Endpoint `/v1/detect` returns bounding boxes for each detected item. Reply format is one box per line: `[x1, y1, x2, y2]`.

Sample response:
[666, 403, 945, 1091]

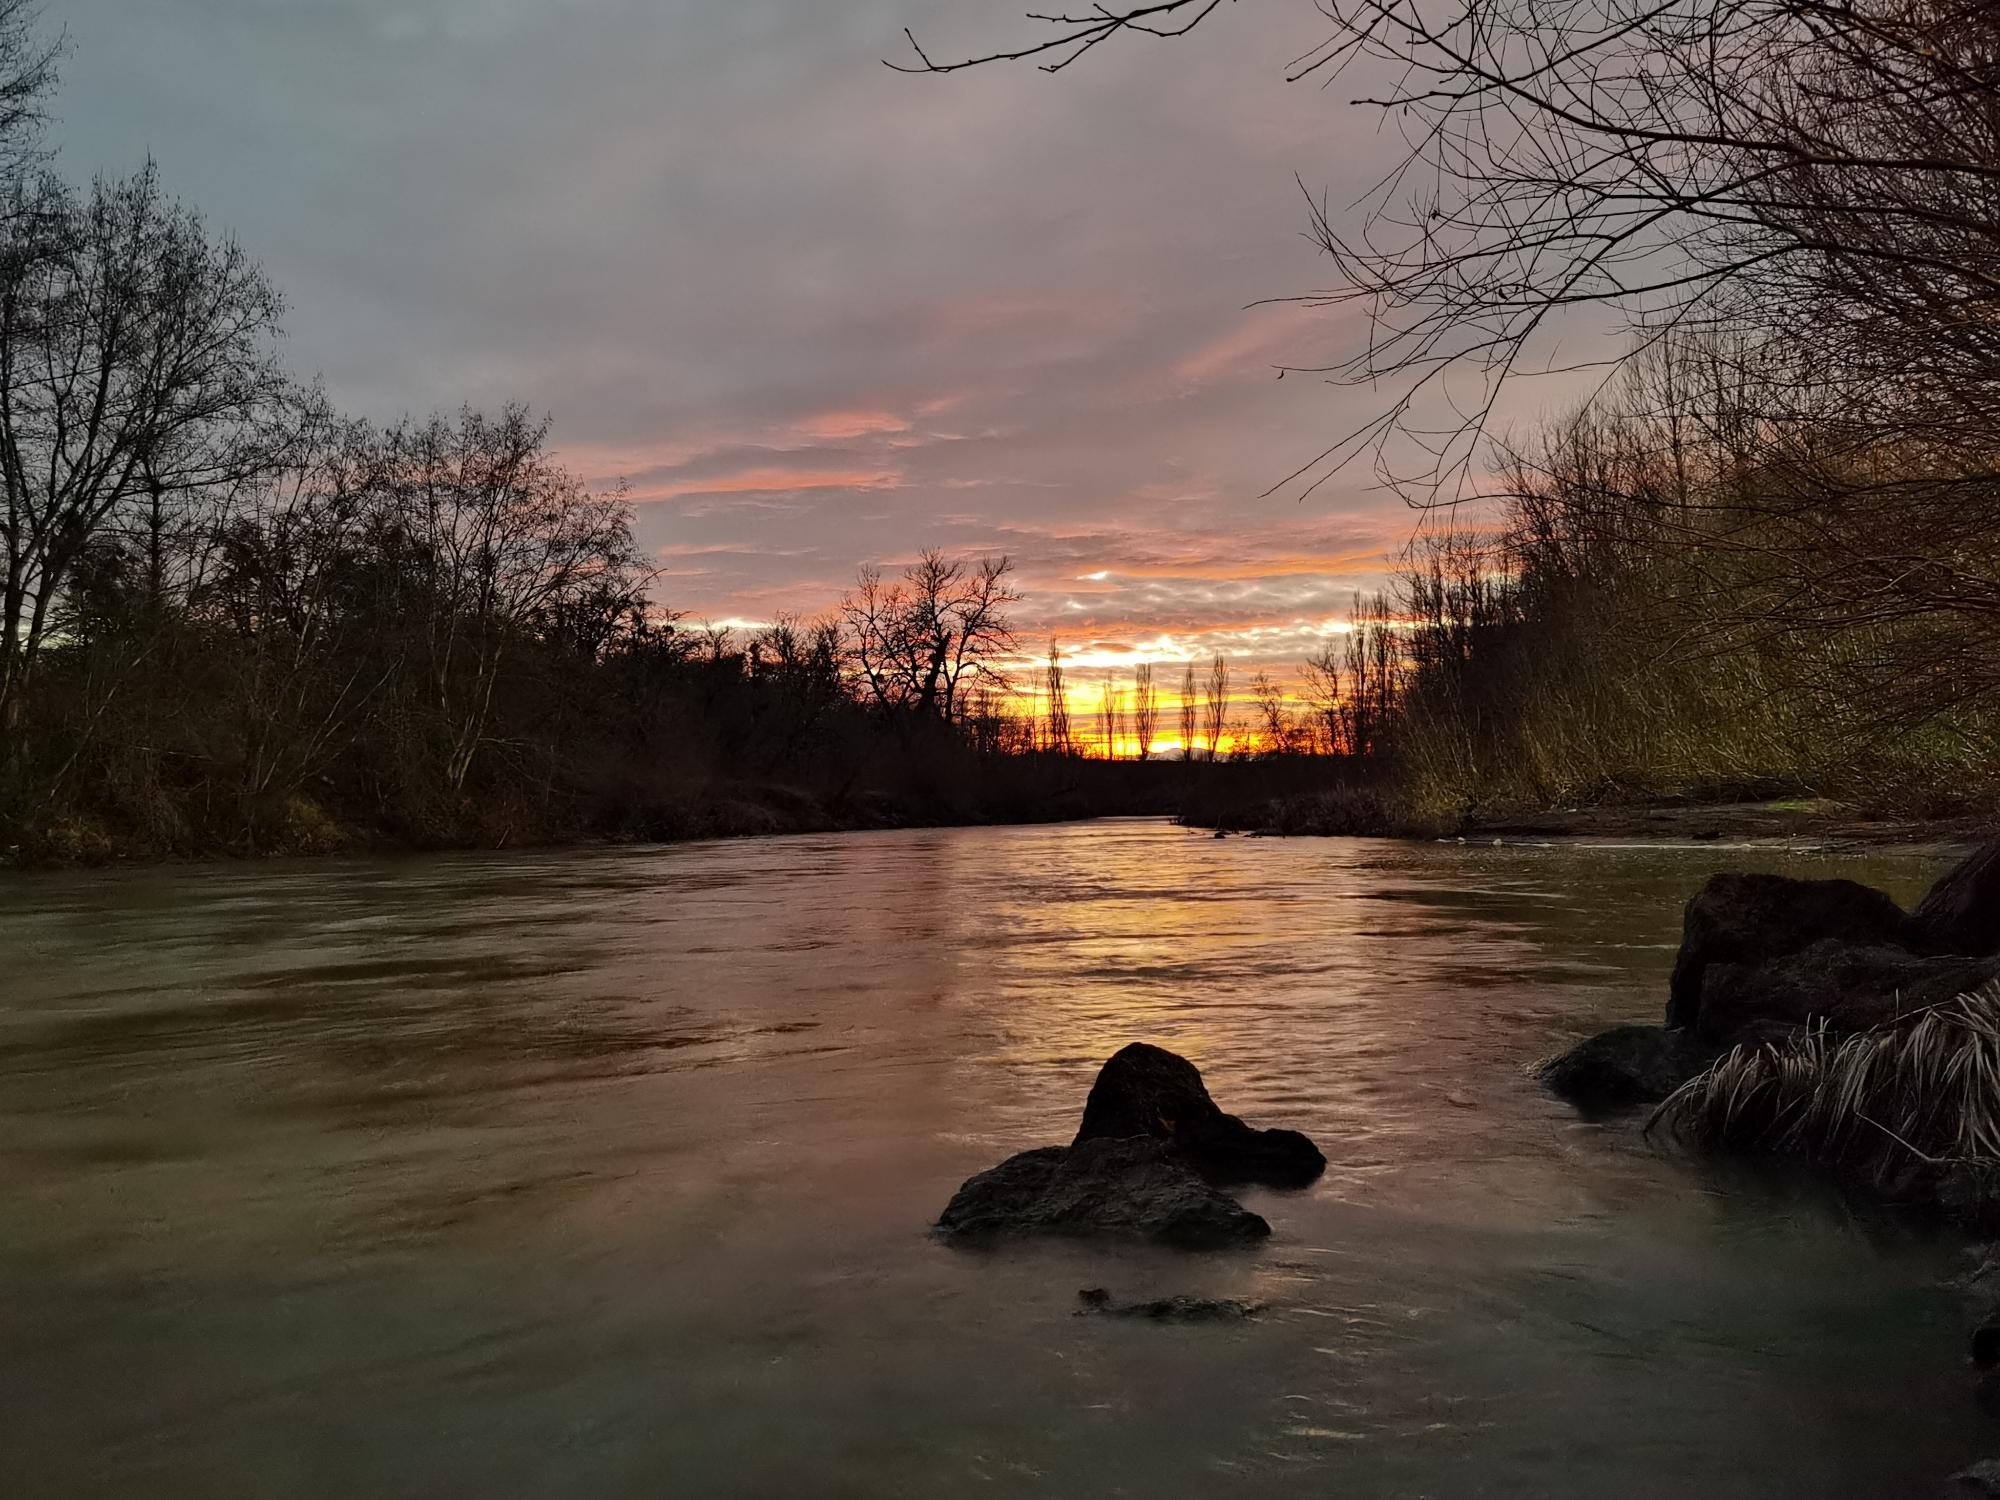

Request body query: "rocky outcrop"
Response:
[1666, 872, 1909, 1031]
[1694, 941, 2000, 1044]
[935, 1136, 1271, 1249]
[1539, 1024, 1715, 1109]
[936, 1044, 1323, 1249]
[1910, 840, 2000, 958]
[1547, 847, 2000, 1114]
[1074, 1042, 1326, 1187]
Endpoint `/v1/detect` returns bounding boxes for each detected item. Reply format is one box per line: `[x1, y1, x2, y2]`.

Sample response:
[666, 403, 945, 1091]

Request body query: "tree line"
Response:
[0, 19, 1081, 858]
[0, 14, 1349, 861]
[902, 0, 2000, 826]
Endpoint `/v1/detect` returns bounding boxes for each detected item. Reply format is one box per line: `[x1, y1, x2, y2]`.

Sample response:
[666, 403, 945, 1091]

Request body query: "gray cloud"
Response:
[51, 0, 1590, 686]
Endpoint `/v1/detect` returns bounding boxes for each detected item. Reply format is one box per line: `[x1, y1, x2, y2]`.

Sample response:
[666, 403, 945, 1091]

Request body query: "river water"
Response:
[2, 821, 1992, 1496]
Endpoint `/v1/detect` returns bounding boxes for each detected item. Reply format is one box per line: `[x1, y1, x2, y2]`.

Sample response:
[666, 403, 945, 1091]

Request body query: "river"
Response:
[1, 821, 1991, 1496]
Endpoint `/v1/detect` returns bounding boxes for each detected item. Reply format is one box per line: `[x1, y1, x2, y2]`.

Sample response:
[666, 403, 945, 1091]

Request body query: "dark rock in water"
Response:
[937, 1044, 1321, 1248]
[1910, 841, 2000, 957]
[1945, 1460, 2000, 1498]
[1075, 1287, 1258, 1321]
[1074, 1042, 1326, 1187]
[1695, 940, 2000, 1045]
[1539, 1025, 1714, 1109]
[935, 1136, 1270, 1249]
[1667, 873, 1909, 1031]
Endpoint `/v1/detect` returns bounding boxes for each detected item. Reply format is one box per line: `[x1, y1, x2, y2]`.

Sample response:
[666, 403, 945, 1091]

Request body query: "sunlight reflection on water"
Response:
[0, 822, 1990, 1497]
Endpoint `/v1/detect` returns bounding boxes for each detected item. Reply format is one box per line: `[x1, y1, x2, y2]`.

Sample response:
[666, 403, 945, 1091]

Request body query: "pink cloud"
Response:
[796, 409, 912, 441]
[1165, 306, 1302, 392]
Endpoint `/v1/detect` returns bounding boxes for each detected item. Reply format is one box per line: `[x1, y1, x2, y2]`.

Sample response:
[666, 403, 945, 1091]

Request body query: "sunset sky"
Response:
[54, 0, 1575, 699]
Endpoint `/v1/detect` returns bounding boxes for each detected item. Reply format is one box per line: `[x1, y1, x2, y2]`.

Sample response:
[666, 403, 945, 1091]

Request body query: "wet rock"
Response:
[1075, 1287, 1258, 1321]
[1666, 873, 1909, 1031]
[935, 1136, 1271, 1249]
[1073, 1042, 1327, 1188]
[1910, 841, 2000, 957]
[937, 1044, 1323, 1248]
[1539, 1025, 1714, 1109]
[1694, 940, 2000, 1045]
[1944, 1460, 2000, 1497]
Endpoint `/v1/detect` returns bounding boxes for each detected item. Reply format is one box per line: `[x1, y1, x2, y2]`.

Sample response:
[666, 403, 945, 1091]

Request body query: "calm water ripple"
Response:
[0, 821, 1990, 1496]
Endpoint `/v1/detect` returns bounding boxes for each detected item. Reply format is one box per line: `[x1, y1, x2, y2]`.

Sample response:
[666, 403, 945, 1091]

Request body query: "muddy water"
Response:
[0, 823, 1990, 1496]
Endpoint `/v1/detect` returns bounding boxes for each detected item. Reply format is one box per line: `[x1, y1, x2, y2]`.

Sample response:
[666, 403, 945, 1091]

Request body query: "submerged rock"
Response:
[935, 1136, 1270, 1249]
[1666, 873, 1909, 1031]
[936, 1044, 1323, 1248]
[1074, 1042, 1327, 1187]
[1075, 1287, 1258, 1321]
[1695, 940, 2000, 1045]
[1911, 840, 2000, 958]
[1539, 1024, 1714, 1108]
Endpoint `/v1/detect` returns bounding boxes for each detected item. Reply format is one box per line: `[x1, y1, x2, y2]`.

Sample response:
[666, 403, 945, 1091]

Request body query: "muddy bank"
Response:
[1191, 785, 1993, 855]
[1466, 798, 1992, 853]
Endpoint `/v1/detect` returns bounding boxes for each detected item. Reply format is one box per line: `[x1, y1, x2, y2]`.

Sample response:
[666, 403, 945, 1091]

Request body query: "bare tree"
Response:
[1044, 638, 1073, 754]
[1202, 653, 1230, 761]
[746, 612, 844, 762]
[841, 563, 902, 712]
[1343, 595, 1402, 759]
[895, 2, 2000, 500]
[1251, 671, 1304, 756]
[0, 2, 57, 182]
[841, 549, 1018, 722]
[1130, 661, 1157, 760]
[1178, 661, 1198, 760]
[382, 405, 644, 790]
[889, 0, 1225, 75]
[205, 396, 391, 814]
[1301, 643, 1343, 755]
[0, 164, 286, 744]
[913, 549, 1018, 721]
[1097, 677, 1125, 759]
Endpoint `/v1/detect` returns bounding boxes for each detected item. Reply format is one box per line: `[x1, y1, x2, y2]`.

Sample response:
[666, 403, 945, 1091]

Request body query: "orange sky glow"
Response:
[58, 0, 1581, 712]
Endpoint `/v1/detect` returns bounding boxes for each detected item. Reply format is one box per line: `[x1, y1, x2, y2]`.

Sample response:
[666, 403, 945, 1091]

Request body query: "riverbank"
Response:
[1542, 837, 2000, 1246]
[1192, 781, 1995, 855]
[5, 783, 1152, 870]
[3, 756, 1201, 870]
[1466, 798, 1993, 853]
[14, 769, 1992, 871]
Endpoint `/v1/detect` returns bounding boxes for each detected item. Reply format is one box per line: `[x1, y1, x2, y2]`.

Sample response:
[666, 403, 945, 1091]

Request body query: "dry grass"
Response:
[1649, 981, 2000, 1185]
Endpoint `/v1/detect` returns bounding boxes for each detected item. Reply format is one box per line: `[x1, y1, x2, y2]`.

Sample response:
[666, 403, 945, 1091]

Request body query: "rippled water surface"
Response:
[3, 822, 1993, 1496]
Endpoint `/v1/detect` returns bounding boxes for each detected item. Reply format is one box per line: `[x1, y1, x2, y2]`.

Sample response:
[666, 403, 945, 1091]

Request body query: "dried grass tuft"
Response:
[1649, 981, 2000, 1184]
